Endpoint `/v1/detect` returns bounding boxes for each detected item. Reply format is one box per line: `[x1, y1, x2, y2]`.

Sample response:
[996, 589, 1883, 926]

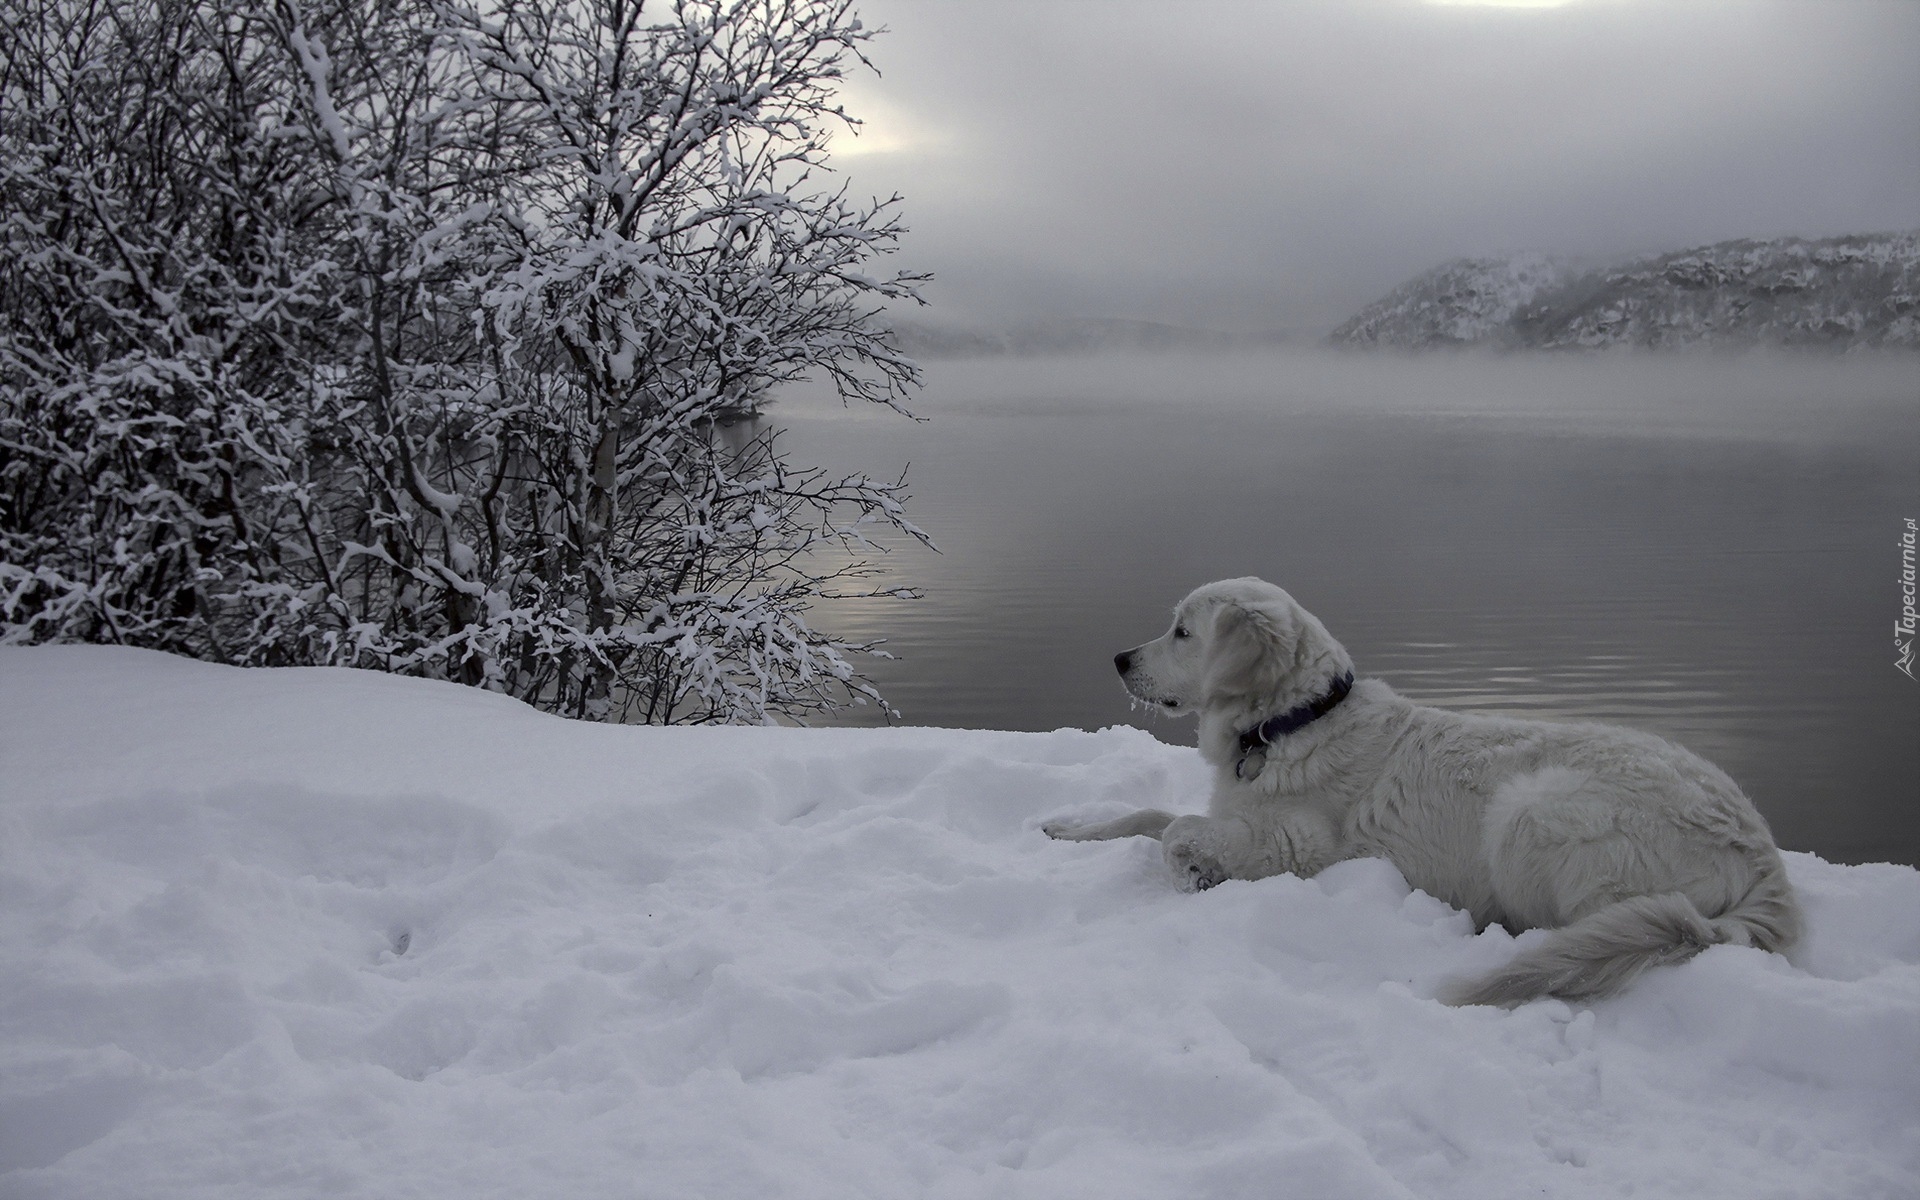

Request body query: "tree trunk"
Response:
[582, 417, 620, 710]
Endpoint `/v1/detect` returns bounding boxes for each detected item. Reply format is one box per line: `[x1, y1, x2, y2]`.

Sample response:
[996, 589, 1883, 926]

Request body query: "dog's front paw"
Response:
[1042, 818, 1085, 840]
[1164, 838, 1227, 892]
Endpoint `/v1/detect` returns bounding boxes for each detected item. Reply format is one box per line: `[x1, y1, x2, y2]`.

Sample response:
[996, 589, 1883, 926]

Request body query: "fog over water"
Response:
[755, 2, 1920, 865]
[832, 0, 1920, 334]
[769, 351, 1920, 867]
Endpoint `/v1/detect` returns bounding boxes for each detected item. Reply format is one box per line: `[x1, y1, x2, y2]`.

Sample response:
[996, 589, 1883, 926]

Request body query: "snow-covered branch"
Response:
[1, 0, 928, 723]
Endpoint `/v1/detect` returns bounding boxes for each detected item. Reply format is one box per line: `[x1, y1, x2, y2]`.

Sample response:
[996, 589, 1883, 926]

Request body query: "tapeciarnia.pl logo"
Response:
[1899, 517, 1917, 680]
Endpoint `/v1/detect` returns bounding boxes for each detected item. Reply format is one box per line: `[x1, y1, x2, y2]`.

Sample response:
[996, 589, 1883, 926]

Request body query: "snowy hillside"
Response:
[1332, 232, 1920, 351]
[4, 648, 1918, 1199]
[1328, 253, 1576, 349]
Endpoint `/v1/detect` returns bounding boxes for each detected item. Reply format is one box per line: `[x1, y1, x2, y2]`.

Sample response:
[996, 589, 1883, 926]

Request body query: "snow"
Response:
[1330, 231, 1920, 350]
[3, 647, 1917, 1199]
[1330, 252, 1574, 348]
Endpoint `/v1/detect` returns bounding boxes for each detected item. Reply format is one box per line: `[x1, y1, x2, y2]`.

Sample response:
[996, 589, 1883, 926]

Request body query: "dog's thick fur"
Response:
[1044, 578, 1801, 1007]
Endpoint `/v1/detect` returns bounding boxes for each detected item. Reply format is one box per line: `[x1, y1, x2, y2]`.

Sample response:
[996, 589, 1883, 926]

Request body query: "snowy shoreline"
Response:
[3, 647, 1916, 1198]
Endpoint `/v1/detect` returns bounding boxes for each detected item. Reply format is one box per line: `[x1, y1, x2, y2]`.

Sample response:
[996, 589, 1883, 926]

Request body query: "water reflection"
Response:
[769, 351, 1920, 866]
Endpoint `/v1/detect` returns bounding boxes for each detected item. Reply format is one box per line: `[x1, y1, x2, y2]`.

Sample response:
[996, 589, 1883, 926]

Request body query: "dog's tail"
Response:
[1437, 869, 1801, 1009]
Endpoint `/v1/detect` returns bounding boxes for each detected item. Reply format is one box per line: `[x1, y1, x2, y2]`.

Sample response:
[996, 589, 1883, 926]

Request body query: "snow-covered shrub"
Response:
[0, 0, 928, 722]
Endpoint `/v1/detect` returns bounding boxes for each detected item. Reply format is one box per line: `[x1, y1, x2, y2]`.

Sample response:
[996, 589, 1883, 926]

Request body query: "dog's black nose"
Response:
[1114, 650, 1132, 675]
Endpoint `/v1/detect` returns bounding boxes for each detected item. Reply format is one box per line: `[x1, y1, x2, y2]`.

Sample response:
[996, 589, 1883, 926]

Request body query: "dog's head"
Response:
[1114, 578, 1353, 721]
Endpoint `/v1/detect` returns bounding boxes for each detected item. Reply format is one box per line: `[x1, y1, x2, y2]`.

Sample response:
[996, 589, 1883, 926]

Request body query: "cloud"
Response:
[831, 0, 1920, 333]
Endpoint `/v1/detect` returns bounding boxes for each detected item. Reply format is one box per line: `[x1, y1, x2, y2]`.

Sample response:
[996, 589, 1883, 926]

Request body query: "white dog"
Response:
[1044, 577, 1801, 1007]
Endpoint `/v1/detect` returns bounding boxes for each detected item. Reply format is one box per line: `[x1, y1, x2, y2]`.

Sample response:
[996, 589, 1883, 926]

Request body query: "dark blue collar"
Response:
[1236, 671, 1355, 758]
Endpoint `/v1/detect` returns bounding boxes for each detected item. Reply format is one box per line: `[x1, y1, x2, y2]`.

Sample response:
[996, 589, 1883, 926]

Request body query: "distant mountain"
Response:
[1327, 253, 1577, 349]
[1331, 232, 1920, 351]
[886, 317, 1292, 359]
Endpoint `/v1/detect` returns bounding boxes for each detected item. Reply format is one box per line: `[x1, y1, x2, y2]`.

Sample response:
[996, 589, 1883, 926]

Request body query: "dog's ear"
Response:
[1203, 601, 1292, 707]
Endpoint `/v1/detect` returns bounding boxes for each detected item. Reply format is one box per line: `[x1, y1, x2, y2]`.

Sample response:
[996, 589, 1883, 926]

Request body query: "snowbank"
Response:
[3, 648, 1915, 1199]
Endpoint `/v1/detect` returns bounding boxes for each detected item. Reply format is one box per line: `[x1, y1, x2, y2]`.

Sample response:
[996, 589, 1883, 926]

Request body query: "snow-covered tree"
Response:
[1, 0, 929, 723]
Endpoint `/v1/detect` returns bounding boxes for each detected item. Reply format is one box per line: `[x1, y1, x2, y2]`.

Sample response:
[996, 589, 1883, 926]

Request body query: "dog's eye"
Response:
[1173, 625, 1190, 639]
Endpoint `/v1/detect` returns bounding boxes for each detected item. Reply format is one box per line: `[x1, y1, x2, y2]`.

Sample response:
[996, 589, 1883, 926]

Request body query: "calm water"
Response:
[767, 351, 1920, 867]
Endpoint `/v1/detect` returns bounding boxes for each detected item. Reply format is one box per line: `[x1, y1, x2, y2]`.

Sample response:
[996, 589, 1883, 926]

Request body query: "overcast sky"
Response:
[825, 0, 1920, 335]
